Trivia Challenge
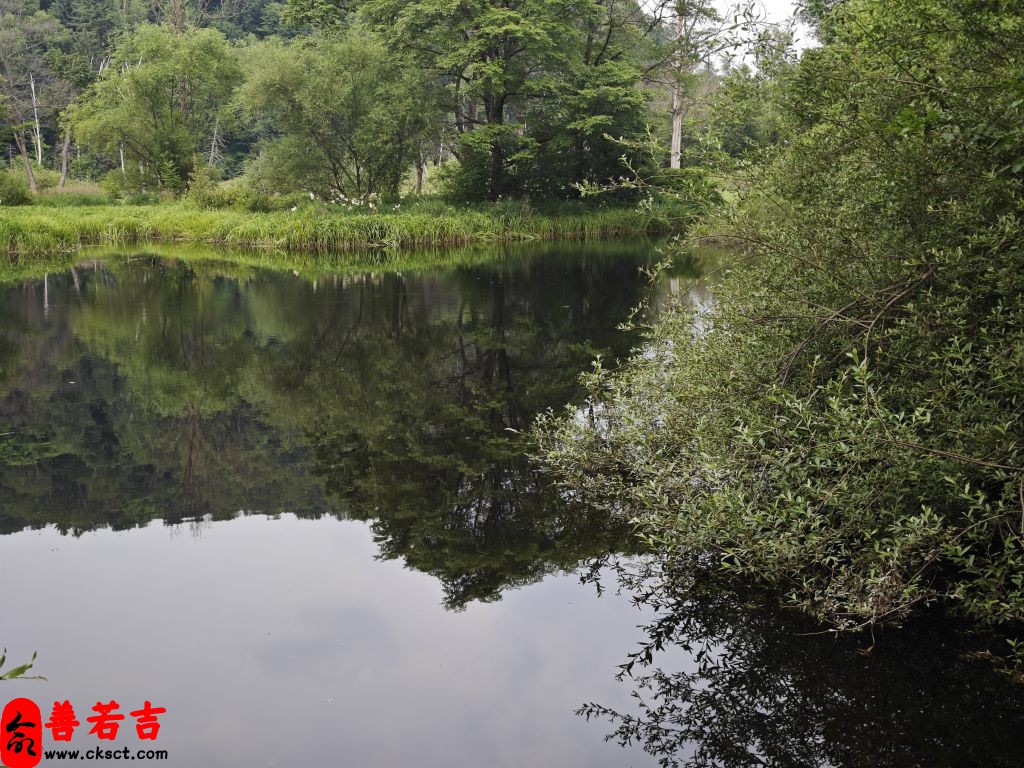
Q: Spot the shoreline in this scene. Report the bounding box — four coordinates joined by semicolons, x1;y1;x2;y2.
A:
0;203;679;258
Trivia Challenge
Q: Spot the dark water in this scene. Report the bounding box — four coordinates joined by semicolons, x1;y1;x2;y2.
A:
0;243;1021;768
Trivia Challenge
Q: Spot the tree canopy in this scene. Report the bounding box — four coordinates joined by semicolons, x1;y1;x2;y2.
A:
0;0;763;203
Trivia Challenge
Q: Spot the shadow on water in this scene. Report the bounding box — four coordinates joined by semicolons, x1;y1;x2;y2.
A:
578;560;1024;768
0;240;713;609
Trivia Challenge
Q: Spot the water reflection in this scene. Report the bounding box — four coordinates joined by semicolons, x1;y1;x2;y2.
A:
0;242;684;608
9;242;1014;768
0;516;659;768
579;561;1024;768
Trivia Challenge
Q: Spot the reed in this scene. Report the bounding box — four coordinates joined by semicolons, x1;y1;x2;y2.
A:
0;203;676;259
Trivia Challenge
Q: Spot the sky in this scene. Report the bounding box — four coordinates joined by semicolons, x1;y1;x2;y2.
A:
721;0;816;57
755;0;813;46
756;0;801;22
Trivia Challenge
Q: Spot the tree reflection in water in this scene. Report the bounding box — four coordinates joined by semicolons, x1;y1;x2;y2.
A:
0;244;665;608
579;559;1024;768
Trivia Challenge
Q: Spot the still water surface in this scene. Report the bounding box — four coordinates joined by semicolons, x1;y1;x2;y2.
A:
0;242;1022;768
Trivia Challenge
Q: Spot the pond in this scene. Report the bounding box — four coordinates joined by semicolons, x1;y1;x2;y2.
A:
0;242;1021;768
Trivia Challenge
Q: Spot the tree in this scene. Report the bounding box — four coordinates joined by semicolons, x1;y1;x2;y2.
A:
237;30;440;200
0;7;69;192
361;0;597;199
70;24;241;192
654;0;762;169
284;0;672;200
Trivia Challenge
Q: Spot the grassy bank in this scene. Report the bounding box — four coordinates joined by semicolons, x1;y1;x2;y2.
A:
0;202;675;257
0;237;668;287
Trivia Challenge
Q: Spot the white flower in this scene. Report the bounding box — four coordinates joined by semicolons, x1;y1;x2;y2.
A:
290;206;297;212
309;192;315;199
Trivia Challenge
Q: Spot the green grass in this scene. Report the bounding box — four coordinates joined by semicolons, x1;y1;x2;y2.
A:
0;202;676;258
0;237;668;287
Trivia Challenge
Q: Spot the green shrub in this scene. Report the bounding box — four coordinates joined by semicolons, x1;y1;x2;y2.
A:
31;166;61;192
536;0;1024;648
0;171;32;206
100;169;133;199
185;181;309;213
122;192;160;206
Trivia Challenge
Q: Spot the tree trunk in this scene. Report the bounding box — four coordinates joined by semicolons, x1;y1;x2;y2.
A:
13;131;37;194
170;0;186;33
58;126;72;188
30;72;43;166
670;12;685;170
207;116;222;167
415;156;426;194
486;97;504;201
670;80;683;169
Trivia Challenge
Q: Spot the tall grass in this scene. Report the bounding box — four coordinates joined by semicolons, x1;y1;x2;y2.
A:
0;238;666;288
0;203;675;259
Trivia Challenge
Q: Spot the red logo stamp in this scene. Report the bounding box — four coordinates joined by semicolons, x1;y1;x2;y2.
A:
1;698;42;768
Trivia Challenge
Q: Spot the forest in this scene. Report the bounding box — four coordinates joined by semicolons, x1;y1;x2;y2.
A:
0;0;772;211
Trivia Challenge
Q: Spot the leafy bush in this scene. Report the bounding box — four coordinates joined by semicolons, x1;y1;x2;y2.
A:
30;166;61;192
185;183;308;214
121;192;160;206
0;171;32;206
100;169;145;200
537;0;1024;646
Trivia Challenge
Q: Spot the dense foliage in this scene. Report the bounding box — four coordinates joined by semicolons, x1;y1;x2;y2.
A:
236;30;440;200
0;0;766;205
538;0;1024;646
576;562;1024;768
0;0;770;205
71;25;241;191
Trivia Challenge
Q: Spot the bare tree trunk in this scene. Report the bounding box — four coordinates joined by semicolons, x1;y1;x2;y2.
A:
119;144;126;177
670;81;683;169
167;0;186;33
670;13;684;170
58;126;72;188
30;72;43;166
207;116;223;167
13;131;37;194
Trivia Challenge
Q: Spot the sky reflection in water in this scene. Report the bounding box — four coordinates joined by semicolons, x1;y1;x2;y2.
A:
1;516;658;767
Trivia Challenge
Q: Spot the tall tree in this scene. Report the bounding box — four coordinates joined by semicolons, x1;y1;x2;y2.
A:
70;24;241;191
237;30;441;200
285;0;669;200
659;0;758;169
